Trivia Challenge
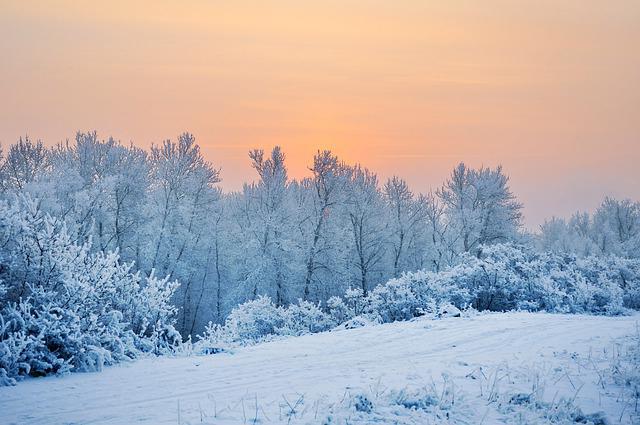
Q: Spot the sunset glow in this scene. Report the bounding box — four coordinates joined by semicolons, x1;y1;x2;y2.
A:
1;0;639;227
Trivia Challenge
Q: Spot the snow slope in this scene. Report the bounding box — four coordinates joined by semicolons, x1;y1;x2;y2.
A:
1;312;638;424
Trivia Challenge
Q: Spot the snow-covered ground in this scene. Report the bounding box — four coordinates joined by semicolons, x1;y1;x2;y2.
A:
2;312;638;425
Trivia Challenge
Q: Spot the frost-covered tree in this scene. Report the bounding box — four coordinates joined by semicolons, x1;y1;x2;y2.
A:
421;191;455;271
591;197;640;257
539;197;640;259
344;166;389;295
384;176;426;277
300;150;349;300
48;133;149;255
232;147;300;306
438;163;522;258
0;136;48;192
145;133;220;334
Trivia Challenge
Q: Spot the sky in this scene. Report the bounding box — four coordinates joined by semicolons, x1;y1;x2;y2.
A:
1;1;639;229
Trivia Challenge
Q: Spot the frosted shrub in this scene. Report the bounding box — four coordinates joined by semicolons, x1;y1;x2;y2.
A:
342;268;472;325
367;278;420;322
532;274;570;312
279;300;332;336
196;298;332;348
133;273;182;355
363;244;638;319
343;287;368;317
193;244;640;350
0;301;74;383
145;320;183;355
0;198;180;385
195;322;230;354
538;256;631;315
449;247;532;312
327;296;351;325
619;262;640;310
624;285;640;310
224;296;285;343
569;276;625;315
404;269;471;310
428;244;638;315
575;256;640;311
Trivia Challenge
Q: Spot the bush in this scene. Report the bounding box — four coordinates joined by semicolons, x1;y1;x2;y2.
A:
367;278;421;322
202;244;639;350
195;322;230;354
191;244;640;352
327;296;351;325
223;296;285;343
363;243;638;324
443;244;638;315
279;300;332;336
0;197;180;385
213;297;333;345
343;288;368;317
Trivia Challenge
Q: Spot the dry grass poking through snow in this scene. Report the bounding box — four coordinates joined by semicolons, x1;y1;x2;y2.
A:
178;322;640;425
2;312;638;425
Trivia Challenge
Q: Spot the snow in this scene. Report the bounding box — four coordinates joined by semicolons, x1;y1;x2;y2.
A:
1;312;638;424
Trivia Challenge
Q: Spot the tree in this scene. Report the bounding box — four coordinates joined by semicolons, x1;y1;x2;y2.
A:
384;176;425;277
146;133;220;334
344;166;389;295
1;136;48;191
591;197;640;257
301;151;349;300
422;191;454;272
438;163;522;258
239;146;297;306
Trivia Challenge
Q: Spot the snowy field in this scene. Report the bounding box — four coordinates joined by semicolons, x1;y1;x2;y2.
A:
1;312;638;425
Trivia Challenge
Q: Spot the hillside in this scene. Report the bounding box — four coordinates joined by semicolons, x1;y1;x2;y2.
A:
1;312;638;425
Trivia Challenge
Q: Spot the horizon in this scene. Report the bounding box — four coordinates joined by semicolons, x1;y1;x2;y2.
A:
2;1;639;229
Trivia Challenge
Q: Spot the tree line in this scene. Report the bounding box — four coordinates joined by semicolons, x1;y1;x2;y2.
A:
1;132;637;337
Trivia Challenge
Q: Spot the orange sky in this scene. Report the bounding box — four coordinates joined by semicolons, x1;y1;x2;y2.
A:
1;1;639;228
